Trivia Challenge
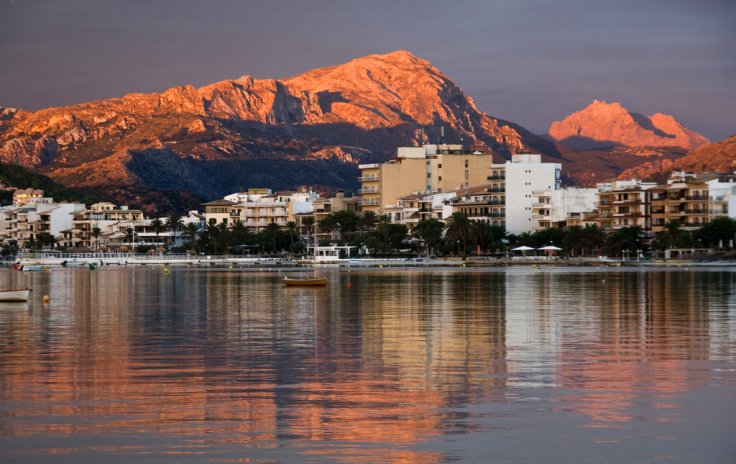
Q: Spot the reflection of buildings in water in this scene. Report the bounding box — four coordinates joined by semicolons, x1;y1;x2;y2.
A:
353;271;508;402
555;271;718;426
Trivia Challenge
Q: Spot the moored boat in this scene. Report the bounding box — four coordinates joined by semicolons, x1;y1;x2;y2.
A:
283;276;328;287
0;288;31;302
21;265;48;272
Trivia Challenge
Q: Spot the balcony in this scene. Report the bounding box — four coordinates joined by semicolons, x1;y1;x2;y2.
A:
613;199;642;205
486;174;506;181
358;175;379;182
360;199;379;206
358;187;379;194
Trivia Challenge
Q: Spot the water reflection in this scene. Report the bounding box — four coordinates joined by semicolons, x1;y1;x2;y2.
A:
1;267;734;463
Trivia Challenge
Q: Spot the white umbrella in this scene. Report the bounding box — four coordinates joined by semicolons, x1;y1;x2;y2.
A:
538;245;562;251
511;245;535;251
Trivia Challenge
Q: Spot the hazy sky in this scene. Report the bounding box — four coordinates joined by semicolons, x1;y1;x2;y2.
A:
1;0;734;140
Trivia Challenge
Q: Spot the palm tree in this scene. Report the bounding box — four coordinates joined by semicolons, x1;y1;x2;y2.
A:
360;211;379;231
445;212;471;257
91;227;102;251
183;222;200;250
580;224;606;256
123;227;135;250
285;221;298;253
166;213;184;246
151;218;164;248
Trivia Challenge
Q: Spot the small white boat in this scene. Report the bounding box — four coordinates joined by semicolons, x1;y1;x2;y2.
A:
21;265;48;272
0;289;31;302
283;276;328;287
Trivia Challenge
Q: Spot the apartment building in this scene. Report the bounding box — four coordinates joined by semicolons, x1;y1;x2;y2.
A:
596;180;656;231
445;184;506;227
204;188;319;233
69;202;145;249
0;191;85;247
531;187;598;229
311;191;360;242
382;191;456;228
504;154;562;234
358;143;495;213
649;172;736;233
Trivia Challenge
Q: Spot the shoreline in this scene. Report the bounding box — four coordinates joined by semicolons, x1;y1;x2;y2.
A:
10;253;736;269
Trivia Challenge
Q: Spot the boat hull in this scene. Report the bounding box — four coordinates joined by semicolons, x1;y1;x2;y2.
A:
283;277;328;287
0;289;31;302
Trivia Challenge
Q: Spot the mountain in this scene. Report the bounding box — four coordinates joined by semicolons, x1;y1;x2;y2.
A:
619;134;736;180
0;51;554;214
547;100;710;151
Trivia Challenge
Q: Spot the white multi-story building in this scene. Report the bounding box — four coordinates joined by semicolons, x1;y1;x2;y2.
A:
531;187;598;229
0;191;86;247
383;191;456;228
206;188;318;232
504;154;562;234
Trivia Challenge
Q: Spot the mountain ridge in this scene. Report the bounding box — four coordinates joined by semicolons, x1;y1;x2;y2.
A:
0;50;553;213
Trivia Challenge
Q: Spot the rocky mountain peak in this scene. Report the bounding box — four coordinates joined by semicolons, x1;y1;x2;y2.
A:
0;51;548;213
548;100;709;150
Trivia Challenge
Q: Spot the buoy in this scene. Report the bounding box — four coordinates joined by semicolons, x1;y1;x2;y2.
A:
43;295;49;304
346;281;352;289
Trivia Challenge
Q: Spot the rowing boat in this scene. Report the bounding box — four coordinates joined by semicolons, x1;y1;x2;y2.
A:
282;277;328;287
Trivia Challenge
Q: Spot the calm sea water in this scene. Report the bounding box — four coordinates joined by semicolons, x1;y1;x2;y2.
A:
0;266;735;463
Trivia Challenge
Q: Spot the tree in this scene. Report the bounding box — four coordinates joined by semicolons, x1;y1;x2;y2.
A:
412;218;445;255
360;211;379;231
605;226;646;257
285;221;298;253
123;227;135;248
91;227;102;251
562;225;584;257
259;223;283;253
151;218;164;247
580;224;606;256
1;239;19;257
36;232;56;250
694;217;736;248
318;210;360;242
183;223;200;249
652;219;693;250
166;213;184;245
445;212;472;257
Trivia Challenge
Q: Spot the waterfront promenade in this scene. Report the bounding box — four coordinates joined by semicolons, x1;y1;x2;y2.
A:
12;252;735;269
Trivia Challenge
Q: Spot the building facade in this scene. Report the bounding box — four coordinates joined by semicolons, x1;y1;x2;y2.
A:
504;154;562;234
358;144;495;213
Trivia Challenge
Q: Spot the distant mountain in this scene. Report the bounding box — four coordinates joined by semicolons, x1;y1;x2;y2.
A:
0;51;554;214
547;100;709;151
619;134;736;180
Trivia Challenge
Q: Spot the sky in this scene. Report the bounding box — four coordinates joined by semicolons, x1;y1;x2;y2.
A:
1;0;734;140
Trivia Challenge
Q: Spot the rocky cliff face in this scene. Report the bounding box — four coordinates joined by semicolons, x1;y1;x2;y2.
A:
548;100;709;151
619;134;736;180
0;51;549;213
